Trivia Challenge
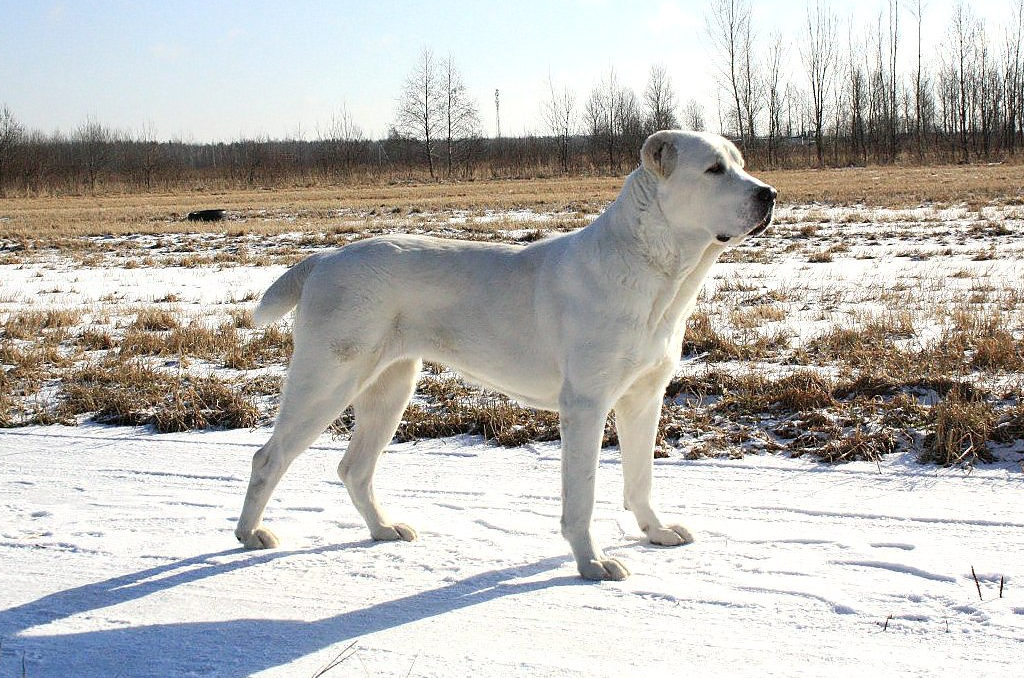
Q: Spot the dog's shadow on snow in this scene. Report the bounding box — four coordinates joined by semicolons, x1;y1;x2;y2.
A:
0;542;578;676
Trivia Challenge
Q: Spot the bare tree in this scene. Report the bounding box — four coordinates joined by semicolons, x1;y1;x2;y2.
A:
75;117;117;192
886;0;900;161
847;26;869;164
394;48;442;178
617;87;645;157
0;105;23;197
543;73;576;173
741;11;762;142
682;98;706;131
316;103;366;177
801;1;838;166
707;0;753;142
1005;0;1024;154
765;34;787;166
910;0;927;158
947;2;977;163
123;122;167;190
643;64;680;132
584;67;620;172
439;55;482;177
236;135;271;185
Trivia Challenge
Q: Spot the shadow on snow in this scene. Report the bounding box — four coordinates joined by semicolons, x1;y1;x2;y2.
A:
0;543;578;676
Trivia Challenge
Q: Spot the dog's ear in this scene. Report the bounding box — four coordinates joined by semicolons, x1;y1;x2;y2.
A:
641;131;678;179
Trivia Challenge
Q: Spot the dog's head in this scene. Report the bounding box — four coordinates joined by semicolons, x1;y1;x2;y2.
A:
640;130;776;246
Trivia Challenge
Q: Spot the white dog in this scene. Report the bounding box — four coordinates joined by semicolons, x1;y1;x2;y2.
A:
235;130;775;580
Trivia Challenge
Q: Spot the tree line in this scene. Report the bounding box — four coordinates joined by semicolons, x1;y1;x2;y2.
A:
1;0;1022;196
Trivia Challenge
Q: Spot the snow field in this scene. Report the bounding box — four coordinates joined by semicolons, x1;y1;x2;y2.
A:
1;425;1021;677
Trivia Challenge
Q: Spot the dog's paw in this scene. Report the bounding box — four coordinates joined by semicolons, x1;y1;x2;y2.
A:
238;526;280;550
371;523;418;542
647;524;694;547
577;557;630;581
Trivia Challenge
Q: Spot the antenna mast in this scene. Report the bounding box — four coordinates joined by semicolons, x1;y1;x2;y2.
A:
495;89;501;138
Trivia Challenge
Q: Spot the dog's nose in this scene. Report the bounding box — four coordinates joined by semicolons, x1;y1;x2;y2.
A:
757;186;777;203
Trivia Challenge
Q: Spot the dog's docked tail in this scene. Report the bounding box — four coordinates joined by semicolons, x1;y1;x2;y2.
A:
252;254;321;326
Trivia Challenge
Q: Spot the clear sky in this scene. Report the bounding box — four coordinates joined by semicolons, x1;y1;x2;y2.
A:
0;0;1015;142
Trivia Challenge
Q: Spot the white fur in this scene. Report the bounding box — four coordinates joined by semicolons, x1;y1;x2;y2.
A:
235;131;776;581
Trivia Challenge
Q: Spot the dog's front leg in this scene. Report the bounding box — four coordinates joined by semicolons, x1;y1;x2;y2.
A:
559;391;630;581
615;387;693;547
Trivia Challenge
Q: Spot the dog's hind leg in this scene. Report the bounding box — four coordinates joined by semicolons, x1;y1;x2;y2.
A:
339;358;420;541
235;352;365;550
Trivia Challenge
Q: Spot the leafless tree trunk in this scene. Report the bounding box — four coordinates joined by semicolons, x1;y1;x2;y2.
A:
643;64;680;132
1005;0;1024;154
133;122;164;190
394;47;442;178
801;1;838;167
584;67;632;173
741;12;762;143
75;117;117;192
847;27;869;164
910;0;926;159
439;55;481;177
543;74;576;173
0;105;23;197
949;2;976;163
765;34;786;167
316;104;365;178
617;87;645;162
682;99;706;132
707;0;752;143
887;0;900;162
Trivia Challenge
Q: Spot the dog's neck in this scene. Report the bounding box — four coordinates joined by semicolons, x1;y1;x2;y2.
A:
592;167;727;333
612;167;720;276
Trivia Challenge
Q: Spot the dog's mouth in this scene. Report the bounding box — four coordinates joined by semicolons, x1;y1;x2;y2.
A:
748;205;774;237
715;205;774;244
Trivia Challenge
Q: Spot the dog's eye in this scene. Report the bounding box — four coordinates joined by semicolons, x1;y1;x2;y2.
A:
706;162;725;175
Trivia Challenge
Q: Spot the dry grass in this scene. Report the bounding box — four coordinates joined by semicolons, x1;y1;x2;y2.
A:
396;399;563;448
132;308;180;331
57;360;260;432
921;392;997;466
1;298;1018;465
0;177;616;243
684;311;792;361
4;162;1024;247
2;309;83;339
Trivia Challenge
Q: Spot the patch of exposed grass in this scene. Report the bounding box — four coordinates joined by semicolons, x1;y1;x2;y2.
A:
684;312;792;361
132;308;179;331
395;399;562;448
56;360;259;431
2;309;83;339
921;392;996;466
223;325;293;369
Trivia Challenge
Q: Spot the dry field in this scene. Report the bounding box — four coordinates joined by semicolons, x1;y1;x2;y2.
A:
1;163;1023;467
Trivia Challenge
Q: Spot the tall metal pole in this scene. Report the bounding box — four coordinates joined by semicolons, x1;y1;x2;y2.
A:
495;89;501;138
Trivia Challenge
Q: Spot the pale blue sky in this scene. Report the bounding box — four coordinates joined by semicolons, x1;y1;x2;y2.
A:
0;1;1014;142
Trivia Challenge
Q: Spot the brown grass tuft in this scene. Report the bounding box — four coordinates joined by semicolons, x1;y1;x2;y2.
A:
395;398;562;447
132;308;179;331
818;427;898;463
2;309;82;339
922;393;996;466
57;360;259;431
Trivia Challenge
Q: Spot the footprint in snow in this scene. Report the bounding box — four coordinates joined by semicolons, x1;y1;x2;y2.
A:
870;542;916;551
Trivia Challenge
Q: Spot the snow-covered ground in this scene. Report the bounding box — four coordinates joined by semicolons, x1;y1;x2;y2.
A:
1;424;1021;677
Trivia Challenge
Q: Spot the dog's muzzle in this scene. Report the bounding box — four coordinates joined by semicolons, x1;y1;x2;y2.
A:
748;186;777;236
